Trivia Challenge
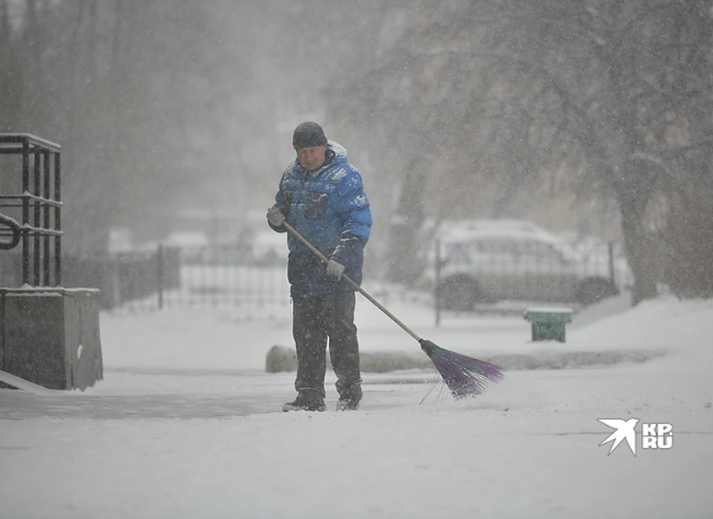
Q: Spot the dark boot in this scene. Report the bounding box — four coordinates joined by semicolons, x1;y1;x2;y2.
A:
282;391;326;412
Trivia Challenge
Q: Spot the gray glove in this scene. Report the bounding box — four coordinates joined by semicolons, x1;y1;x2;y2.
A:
326;259;345;280
266;206;285;227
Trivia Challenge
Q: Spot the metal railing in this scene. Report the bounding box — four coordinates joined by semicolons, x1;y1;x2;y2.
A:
0;133;62;286
58;243;291;313
137;243;290;312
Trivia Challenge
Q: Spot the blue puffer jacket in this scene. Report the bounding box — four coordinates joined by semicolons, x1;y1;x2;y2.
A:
270;141;372;296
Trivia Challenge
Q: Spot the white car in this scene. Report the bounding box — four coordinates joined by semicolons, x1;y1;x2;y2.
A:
429;220;630;311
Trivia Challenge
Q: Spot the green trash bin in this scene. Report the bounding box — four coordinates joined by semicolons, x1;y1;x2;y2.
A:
523;307;573;343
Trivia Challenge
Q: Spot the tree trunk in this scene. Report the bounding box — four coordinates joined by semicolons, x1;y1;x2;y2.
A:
386;163;427;286
617;169;660;305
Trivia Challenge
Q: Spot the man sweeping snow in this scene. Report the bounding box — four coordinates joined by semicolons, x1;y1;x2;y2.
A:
266;121;372;412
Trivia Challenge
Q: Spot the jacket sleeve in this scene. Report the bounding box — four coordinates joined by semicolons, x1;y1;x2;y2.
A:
330;168;372;265
330;232;366;266
268;172;290;234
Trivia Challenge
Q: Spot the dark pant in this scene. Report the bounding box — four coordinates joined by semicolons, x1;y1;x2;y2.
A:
292;292;362;403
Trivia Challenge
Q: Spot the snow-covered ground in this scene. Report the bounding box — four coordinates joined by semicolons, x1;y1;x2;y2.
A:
1;290;713;518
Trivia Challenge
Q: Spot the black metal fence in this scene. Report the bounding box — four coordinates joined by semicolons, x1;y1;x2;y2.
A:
0;134;62;286
62;248;180;309
0;242;291;315
132;243;290;313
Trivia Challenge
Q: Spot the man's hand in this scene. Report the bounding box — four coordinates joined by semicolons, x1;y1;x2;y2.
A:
326;259;345;280
266;206;285;227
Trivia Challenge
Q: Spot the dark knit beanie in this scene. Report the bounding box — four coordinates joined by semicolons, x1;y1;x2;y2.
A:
292;122;327;149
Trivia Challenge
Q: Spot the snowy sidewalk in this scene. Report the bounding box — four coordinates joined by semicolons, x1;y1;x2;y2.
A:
1;295;713;519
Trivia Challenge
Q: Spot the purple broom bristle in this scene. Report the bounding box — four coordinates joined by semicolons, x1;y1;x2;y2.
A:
420;339;505;398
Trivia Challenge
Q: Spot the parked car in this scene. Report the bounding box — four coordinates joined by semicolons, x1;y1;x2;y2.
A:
429;219;629;311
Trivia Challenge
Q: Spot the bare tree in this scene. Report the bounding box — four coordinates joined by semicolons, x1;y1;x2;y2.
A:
325;0;713;302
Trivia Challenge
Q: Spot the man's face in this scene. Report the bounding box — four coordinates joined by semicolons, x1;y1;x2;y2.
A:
296;145;327;171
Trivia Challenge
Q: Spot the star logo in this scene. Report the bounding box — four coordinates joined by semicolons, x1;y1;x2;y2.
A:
598;418;639;456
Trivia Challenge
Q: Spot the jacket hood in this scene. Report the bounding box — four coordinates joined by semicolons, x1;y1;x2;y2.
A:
327;140;348;162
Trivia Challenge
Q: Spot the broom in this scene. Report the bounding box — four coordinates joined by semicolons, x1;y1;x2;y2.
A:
281;221;505;398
